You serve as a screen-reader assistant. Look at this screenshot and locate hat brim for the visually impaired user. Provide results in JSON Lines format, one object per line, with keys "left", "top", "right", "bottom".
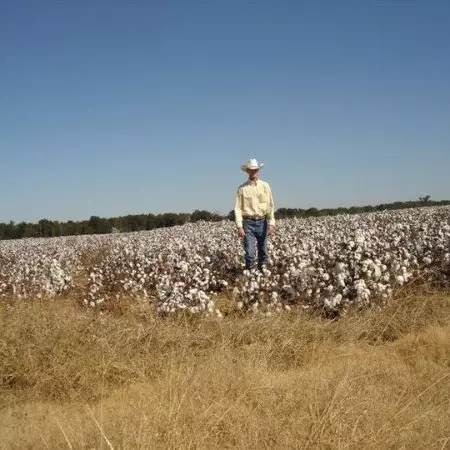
{"left": 241, "top": 163, "right": 264, "bottom": 172}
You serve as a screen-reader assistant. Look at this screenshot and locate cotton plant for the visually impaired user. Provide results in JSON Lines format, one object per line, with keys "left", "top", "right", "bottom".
{"left": 1, "top": 206, "right": 449, "bottom": 315}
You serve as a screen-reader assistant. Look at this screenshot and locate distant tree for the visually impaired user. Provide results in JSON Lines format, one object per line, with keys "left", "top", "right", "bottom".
{"left": 276, "top": 208, "right": 297, "bottom": 218}
{"left": 419, "top": 195, "right": 431, "bottom": 203}
{"left": 5, "top": 221, "right": 17, "bottom": 239}
{"left": 63, "top": 220, "right": 78, "bottom": 236}
{"left": 306, "top": 207, "right": 319, "bottom": 217}
{"left": 190, "top": 210, "right": 222, "bottom": 222}
{"left": 160, "top": 213, "right": 185, "bottom": 227}
{"left": 88, "top": 216, "right": 110, "bottom": 234}
{"left": 38, "top": 219, "right": 52, "bottom": 237}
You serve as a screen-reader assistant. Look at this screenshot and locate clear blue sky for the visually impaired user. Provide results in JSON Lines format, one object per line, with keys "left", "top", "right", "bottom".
{"left": 1, "top": 0, "right": 449, "bottom": 223}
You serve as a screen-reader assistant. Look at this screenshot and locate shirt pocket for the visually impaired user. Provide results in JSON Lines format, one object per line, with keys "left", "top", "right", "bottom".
{"left": 257, "top": 191, "right": 267, "bottom": 204}
{"left": 240, "top": 194, "right": 250, "bottom": 211}
{"left": 243, "top": 190, "right": 253, "bottom": 198}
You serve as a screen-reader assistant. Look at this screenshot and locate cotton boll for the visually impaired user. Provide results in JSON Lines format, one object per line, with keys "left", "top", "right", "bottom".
{"left": 333, "top": 294, "right": 343, "bottom": 306}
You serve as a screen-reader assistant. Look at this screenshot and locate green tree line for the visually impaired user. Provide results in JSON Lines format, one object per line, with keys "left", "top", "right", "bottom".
{"left": 1, "top": 199, "right": 449, "bottom": 241}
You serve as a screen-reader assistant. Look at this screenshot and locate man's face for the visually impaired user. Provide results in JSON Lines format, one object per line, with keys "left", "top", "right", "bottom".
{"left": 247, "top": 168, "right": 259, "bottom": 180}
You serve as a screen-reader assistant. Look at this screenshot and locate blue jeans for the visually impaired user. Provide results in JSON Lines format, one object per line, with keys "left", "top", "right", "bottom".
{"left": 243, "top": 219, "right": 268, "bottom": 270}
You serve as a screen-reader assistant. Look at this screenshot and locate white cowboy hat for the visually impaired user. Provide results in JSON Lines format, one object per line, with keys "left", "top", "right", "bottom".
{"left": 241, "top": 158, "right": 264, "bottom": 172}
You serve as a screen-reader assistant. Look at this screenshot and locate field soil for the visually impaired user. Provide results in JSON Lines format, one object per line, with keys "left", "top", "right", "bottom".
{"left": 1, "top": 288, "right": 449, "bottom": 449}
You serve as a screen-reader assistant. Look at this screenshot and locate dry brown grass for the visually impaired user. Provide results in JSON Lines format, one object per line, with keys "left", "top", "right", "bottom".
{"left": 1, "top": 289, "right": 449, "bottom": 449}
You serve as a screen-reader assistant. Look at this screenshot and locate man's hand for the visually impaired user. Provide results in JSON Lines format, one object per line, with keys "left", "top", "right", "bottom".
{"left": 238, "top": 227, "right": 246, "bottom": 238}
{"left": 268, "top": 224, "right": 275, "bottom": 235}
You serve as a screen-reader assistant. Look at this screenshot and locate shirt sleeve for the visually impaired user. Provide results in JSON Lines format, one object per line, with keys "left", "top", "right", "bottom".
{"left": 267, "top": 184, "right": 276, "bottom": 226}
{"left": 234, "top": 188, "right": 243, "bottom": 228}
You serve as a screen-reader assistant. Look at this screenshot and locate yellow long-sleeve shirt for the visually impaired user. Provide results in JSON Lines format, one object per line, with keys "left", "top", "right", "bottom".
{"left": 234, "top": 179, "right": 276, "bottom": 228}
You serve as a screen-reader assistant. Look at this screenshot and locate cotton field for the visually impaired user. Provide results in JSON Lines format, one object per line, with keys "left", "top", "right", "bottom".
{"left": 1, "top": 207, "right": 449, "bottom": 316}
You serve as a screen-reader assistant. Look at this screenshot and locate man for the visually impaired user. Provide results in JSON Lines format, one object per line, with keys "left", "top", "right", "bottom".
{"left": 234, "top": 158, "right": 275, "bottom": 271}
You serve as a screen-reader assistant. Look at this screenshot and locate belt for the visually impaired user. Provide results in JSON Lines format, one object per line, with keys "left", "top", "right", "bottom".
{"left": 243, "top": 216, "right": 266, "bottom": 221}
